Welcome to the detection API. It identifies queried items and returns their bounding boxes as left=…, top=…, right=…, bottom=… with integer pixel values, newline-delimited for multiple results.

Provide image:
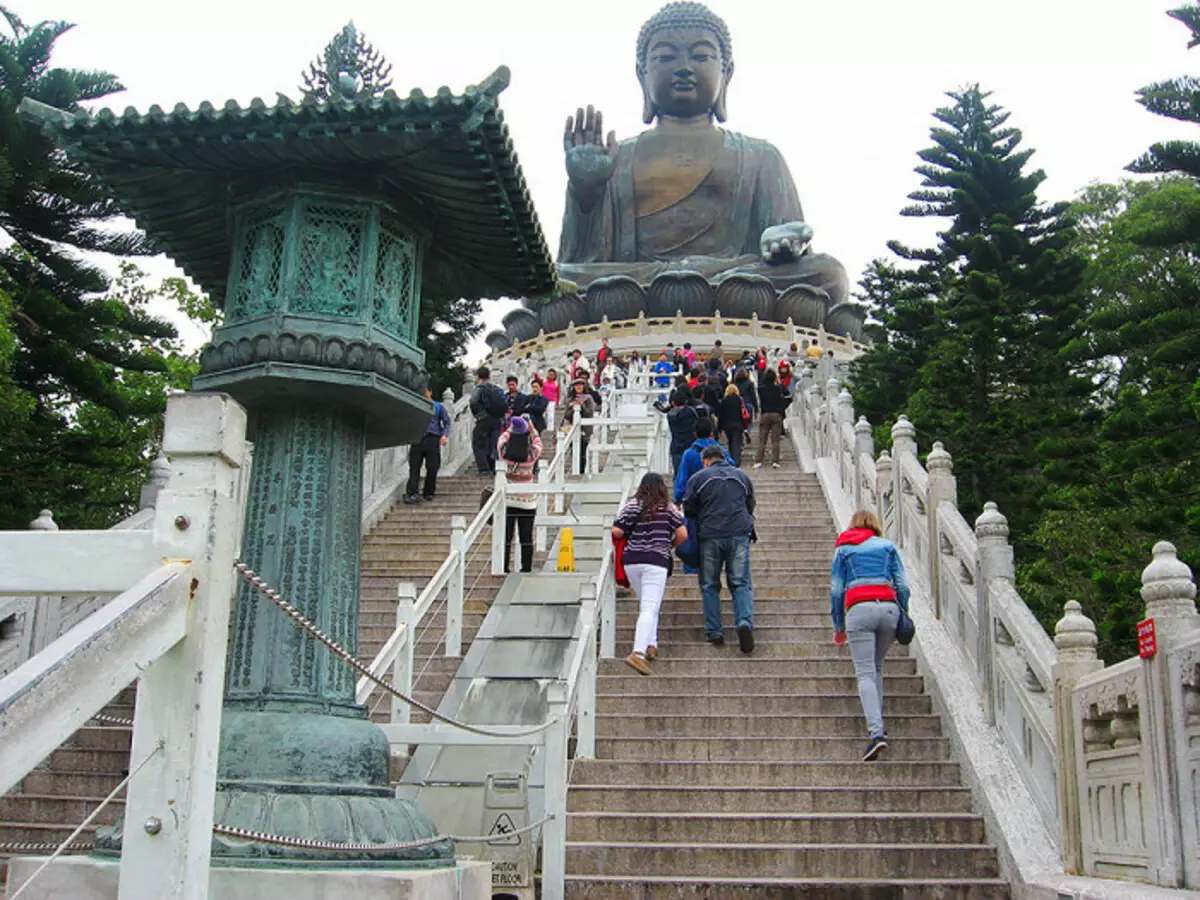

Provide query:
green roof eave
left=18, top=66, right=556, bottom=305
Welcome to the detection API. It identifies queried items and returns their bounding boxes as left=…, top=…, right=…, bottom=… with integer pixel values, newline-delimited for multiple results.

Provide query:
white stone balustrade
left=790, top=374, right=1200, bottom=893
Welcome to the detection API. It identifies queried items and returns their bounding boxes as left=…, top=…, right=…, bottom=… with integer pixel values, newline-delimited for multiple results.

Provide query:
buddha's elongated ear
left=714, top=61, right=734, bottom=123
left=637, top=68, right=655, bottom=124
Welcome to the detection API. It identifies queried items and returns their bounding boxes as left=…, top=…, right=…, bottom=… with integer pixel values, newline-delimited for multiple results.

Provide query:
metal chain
left=89, top=713, right=134, bottom=727
left=0, top=840, right=93, bottom=854
left=212, top=813, right=552, bottom=853
left=233, top=562, right=556, bottom=738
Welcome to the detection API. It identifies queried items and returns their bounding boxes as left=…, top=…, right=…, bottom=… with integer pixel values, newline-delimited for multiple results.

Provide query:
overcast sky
left=22, top=0, right=1197, bottom=360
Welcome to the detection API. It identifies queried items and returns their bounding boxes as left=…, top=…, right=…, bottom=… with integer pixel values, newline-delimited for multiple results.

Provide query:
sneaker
left=625, top=652, right=652, bottom=676
left=402, top=494, right=421, bottom=505
left=752, top=462, right=763, bottom=470
left=862, top=735, right=888, bottom=762
left=737, top=624, right=755, bottom=653
left=706, top=633, right=725, bottom=646
left=422, top=495, right=435, bottom=502
left=646, top=646, right=658, bottom=661
left=772, top=462, right=781, bottom=469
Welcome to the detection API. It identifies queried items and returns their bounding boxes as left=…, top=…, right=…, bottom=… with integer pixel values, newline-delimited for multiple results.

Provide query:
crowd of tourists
left=405, top=340, right=908, bottom=762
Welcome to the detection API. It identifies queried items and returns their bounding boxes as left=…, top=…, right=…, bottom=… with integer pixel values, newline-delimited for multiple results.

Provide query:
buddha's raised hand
left=564, top=105, right=619, bottom=212
left=760, top=222, right=814, bottom=264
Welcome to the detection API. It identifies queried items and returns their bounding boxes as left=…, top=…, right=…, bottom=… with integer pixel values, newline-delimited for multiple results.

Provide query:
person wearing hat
left=563, top=375, right=596, bottom=475
left=497, top=415, right=542, bottom=573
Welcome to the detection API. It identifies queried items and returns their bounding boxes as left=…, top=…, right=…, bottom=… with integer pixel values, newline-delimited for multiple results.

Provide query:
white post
left=541, top=681, right=570, bottom=900
left=1139, top=542, right=1198, bottom=886
left=854, top=416, right=874, bottom=511
left=491, top=470, right=507, bottom=576
left=600, top=515, right=617, bottom=660
left=890, top=416, right=917, bottom=550
left=975, top=502, right=1013, bottom=724
left=571, top=408, right=582, bottom=479
left=119, top=392, right=247, bottom=900
left=926, top=441, right=957, bottom=618
left=578, top=583, right=598, bottom=758
left=392, top=583, right=416, bottom=727
left=536, top=465, right=550, bottom=552
left=875, top=450, right=893, bottom=540
left=446, top=516, right=465, bottom=657
left=1053, top=600, right=1103, bottom=875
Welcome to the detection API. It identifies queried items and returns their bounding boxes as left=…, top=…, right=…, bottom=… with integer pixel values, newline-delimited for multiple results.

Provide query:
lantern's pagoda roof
left=19, top=67, right=556, bottom=304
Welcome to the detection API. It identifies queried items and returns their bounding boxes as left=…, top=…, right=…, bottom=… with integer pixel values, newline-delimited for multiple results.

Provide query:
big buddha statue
left=537, top=1, right=853, bottom=336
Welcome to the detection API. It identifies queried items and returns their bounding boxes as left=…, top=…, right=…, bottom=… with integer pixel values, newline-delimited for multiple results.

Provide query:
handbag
left=612, top=535, right=630, bottom=588
left=896, top=607, right=916, bottom=646
left=674, top=515, right=700, bottom=569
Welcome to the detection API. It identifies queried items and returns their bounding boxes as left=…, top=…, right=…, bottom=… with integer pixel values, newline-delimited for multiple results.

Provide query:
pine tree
left=850, top=86, right=1088, bottom=534
left=0, top=7, right=176, bottom=416
left=1128, top=4, right=1200, bottom=186
left=418, top=293, right=483, bottom=397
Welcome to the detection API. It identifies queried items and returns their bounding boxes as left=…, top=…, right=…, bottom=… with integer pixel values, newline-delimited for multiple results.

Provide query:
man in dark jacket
left=674, top=418, right=733, bottom=503
left=469, top=366, right=506, bottom=476
left=505, top=375, right=527, bottom=418
left=683, top=444, right=757, bottom=652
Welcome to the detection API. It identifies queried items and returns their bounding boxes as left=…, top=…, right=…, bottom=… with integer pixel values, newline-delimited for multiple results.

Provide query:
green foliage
left=1129, top=4, right=1200, bottom=178
left=419, top=292, right=483, bottom=398
left=851, top=86, right=1088, bottom=536
left=0, top=8, right=205, bottom=529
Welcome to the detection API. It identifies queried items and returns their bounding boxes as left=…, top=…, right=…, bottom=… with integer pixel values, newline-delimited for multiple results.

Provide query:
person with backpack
left=612, top=472, right=688, bottom=675
left=673, top=417, right=732, bottom=503
left=470, top=366, right=507, bottom=476
left=497, top=416, right=543, bottom=573
left=718, top=384, right=749, bottom=466
left=403, top=387, right=451, bottom=504
left=734, top=368, right=758, bottom=447
left=829, top=509, right=911, bottom=762
left=667, top=388, right=700, bottom=474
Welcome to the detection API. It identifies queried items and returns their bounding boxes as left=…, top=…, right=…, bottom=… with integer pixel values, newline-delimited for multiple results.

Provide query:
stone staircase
left=563, top=436, right=1011, bottom=898
left=0, top=466, right=509, bottom=886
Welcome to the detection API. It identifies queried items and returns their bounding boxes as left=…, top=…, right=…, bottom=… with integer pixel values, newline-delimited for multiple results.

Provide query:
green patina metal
left=24, top=23, right=555, bottom=868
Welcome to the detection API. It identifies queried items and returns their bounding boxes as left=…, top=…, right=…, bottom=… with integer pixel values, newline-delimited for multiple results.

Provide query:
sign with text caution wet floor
left=482, top=772, right=534, bottom=893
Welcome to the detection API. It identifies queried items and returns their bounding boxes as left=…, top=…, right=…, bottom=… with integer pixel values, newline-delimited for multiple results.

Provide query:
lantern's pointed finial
left=300, top=21, right=393, bottom=102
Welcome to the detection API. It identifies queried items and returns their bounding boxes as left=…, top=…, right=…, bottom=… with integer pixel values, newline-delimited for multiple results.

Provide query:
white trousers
left=625, top=562, right=668, bottom=655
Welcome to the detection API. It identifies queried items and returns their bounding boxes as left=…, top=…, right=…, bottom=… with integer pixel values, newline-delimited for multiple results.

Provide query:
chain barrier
left=89, top=713, right=134, bottom=727
left=233, top=562, right=555, bottom=739
left=212, top=813, right=553, bottom=853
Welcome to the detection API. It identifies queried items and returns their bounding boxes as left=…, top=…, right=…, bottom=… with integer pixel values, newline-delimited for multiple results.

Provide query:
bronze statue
left=556, top=1, right=848, bottom=309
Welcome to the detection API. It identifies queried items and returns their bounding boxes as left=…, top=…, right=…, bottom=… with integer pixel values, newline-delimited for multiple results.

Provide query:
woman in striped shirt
left=612, top=473, right=688, bottom=676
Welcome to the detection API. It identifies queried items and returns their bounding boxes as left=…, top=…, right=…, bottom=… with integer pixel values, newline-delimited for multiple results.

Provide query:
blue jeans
left=846, top=600, right=900, bottom=739
left=698, top=535, right=754, bottom=638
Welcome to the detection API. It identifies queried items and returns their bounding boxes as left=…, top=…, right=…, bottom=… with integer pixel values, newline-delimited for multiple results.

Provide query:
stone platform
left=5, top=856, right=490, bottom=899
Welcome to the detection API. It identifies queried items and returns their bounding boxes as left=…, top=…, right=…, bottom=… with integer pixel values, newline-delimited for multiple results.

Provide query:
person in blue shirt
left=653, top=351, right=674, bottom=402
left=404, top=388, right=451, bottom=504
left=673, top=417, right=733, bottom=503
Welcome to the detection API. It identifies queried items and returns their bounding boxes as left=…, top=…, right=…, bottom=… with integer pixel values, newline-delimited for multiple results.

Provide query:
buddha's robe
left=557, top=129, right=847, bottom=303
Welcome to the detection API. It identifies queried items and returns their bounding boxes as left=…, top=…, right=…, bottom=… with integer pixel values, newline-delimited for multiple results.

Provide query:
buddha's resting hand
left=760, top=222, right=814, bottom=264
left=564, top=105, right=619, bottom=213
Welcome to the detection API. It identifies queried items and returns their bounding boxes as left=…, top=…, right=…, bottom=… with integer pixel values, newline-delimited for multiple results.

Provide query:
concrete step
left=0, top=795, right=123, bottom=826
left=594, top=712, right=942, bottom=737
left=566, top=811, right=986, bottom=843
left=594, top=690, right=931, bottom=716
left=8, top=770, right=125, bottom=799
left=564, top=841, right=1000, bottom=878
left=562, top=874, right=1010, bottom=898
left=594, top=736, right=950, bottom=761
left=570, top=759, right=963, bottom=787
left=566, top=784, right=975, bottom=814
left=598, top=654, right=915, bottom=674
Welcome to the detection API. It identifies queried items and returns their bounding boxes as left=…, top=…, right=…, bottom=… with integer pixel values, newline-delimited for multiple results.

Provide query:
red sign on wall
left=1137, top=618, right=1157, bottom=659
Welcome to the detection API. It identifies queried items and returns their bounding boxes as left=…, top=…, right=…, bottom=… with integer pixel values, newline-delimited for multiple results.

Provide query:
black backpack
left=482, top=384, right=507, bottom=419
left=501, top=430, right=530, bottom=462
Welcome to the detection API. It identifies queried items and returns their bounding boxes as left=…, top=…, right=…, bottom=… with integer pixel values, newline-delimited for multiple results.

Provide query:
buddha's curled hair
left=636, top=2, right=734, bottom=77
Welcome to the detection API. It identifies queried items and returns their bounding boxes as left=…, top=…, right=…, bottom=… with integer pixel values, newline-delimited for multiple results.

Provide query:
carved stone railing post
left=853, top=416, right=874, bottom=510
left=926, top=442, right=957, bottom=619
left=975, top=502, right=1014, bottom=722
left=1053, top=600, right=1103, bottom=874
left=875, top=450, right=893, bottom=540
left=637, top=310, right=648, bottom=336
left=751, top=311, right=760, bottom=337
left=1141, top=542, right=1198, bottom=886
left=890, top=416, right=917, bottom=551
left=139, top=451, right=172, bottom=511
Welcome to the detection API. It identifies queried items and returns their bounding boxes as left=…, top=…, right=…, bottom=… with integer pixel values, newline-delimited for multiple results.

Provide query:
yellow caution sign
left=557, top=528, right=576, bottom=572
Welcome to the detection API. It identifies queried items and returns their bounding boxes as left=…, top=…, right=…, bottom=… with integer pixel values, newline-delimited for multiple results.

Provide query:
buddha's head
left=636, top=2, right=734, bottom=124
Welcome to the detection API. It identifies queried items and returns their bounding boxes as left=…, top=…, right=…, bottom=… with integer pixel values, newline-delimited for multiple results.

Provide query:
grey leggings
left=846, top=600, right=900, bottom=739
